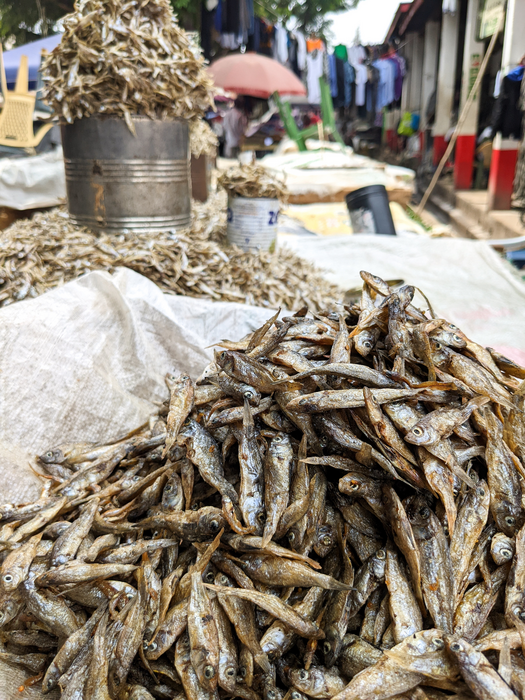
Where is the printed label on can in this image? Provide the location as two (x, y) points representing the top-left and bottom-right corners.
(227, 197), (279, 252)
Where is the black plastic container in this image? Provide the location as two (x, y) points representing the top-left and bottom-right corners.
(345, 184), (397, 235)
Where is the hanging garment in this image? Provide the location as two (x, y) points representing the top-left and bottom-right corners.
(384, 58), (396, 105)
(306, 50), (324, 103)
(366, 65), (379, 114)
(214, 0), (222, 32)
(289, 35), (300, 76)
(343, 62), (355, 107)
(355, 63), (368, 107)
(390, 54), (404, 101)
(200, 3), (215, 61)
(259, 19), (274, 56)
(328, 54), (338, 98)
(223, 0), (241, 33)
(307, 38), (323, 53)
(348, 44), (366, 68)
(334, 44), (348, 62)
(296, 31), (307, 70)
(492, 72), (524, 139)
(335, 57), (346, 108)
(373, 60), (388, 110)
(275, 22), (289, 63)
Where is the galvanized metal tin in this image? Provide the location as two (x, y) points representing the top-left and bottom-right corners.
(61, 115), (191, 233)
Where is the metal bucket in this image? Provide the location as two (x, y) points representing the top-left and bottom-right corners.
(226, 196), (279, 252)
(61, 115), (190, 233)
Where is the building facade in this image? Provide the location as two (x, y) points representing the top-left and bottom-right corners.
(387, 0), (524, 210)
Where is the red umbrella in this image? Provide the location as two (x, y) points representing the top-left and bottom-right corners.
(208, 53), (306, 99)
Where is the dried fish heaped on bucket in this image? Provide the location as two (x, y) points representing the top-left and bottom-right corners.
(42, 0), (215, 127)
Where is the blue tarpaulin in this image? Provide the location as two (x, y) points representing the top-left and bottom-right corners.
(2, 34), (62, 90)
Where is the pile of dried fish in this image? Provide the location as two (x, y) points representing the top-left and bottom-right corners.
(42, 0), (215, 129)
(190, 120), (219, 159)
(2, 270), (525, 700)
(0, 198), (340, 311)
(219, 164), (287, 201)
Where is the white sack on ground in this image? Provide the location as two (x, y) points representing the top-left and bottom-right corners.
(0, 148), (66, 210)
(283, 233), (525, 362)
(0, 266), (273, 495)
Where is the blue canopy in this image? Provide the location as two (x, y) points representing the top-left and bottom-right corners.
(2, 34), (62, 89)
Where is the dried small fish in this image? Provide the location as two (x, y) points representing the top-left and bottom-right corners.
(0, 269), (524, 700)
(219, 164), (287, 201)
(42, 0), (215, 126)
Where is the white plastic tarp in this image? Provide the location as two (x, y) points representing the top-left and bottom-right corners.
(0, 148), (66, 210)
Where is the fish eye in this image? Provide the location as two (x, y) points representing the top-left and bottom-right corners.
(291, 693), (302, 700)
(450, 642), (461, 652)
(323, 641), (332, 654)
(226, 667), (236, 677)
(505, 516), (516, 526)
(192, 503), (200, 511)
(146, 641), (157, 651)
(363, 341), (372, 348)
(164, 485), (173, 492)
(244, 390), (255, 399)
(519, 611), (525, 621)
(288, 532), (296, 543)
(257, 512), (266, 524)
(133, 476), (141, 481)
(45, 451), (54, 458)
(434, 342), (442, 350)
(453, 334), (462, 342)
(376, 549), (386, 560)
(3, 574), (13, 583)
(219, 575), (229, 585)
(448, 324), (458, 330)
(204, 665), (215, 679)
(267, 691), (276, 700)
(209, 519), (220, 532)
(273, 435), (284, 442)
(349, 481), (359, 491)
(299, 670), (308, 680)
(205, 571), (215, 582)
(321, 535), (332, 547)
(501, 549), (513, 559)
(412, 427), (424, 437)
(238, 667), (246, 679)
(477, 488), (485, 497)
(514, 606), (522, 616)
(219, 352), (226, 360)
(433, 638), (444, 650)
(419, 507), (430, 519)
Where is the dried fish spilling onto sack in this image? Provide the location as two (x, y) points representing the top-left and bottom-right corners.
(218, 164), (288, 201)
(41, 0), (215, 128)
(190, 120), (219, 159)
(0, 196), (340, 311)
(3, 269), (525, 700)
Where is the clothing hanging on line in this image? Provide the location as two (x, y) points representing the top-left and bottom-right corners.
(306, 50), (324, 104)
(355, 63), (368, 107)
